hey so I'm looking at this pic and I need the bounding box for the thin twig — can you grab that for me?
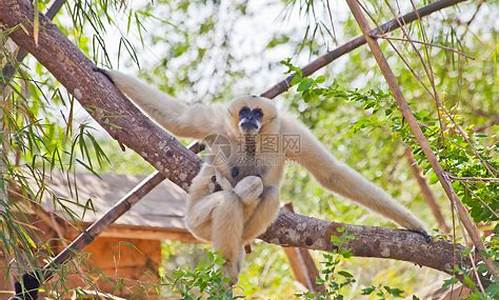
[360,1,490,285]
[459,0,485,41]
[460,182,499,218]
[402,0,497,177]
[473,120,498,132]
[448,175,499,183]
[374,34,474,60]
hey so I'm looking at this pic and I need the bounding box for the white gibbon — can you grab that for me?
[96,69,428,284]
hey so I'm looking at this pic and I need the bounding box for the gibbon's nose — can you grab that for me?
[239,119,259,132]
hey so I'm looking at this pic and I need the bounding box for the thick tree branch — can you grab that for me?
[1,0,65,89]
[261,208,466,276]
[0,0,200,191]
[0,0,475,291]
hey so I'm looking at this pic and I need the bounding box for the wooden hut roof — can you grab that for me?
[41,172,194,241]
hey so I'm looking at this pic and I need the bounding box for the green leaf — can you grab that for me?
[361,286,376,295]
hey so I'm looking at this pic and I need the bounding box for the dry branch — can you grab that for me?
[0,0,479,296]
[404,148,450,232]
[39,171,166,280]
[345,0,497,276]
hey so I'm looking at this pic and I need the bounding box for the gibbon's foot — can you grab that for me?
[233,176,263,205]
[92,67,115,84]
[408,229,432,243]
[223,262,239,286]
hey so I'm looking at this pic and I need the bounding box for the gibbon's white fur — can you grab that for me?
[98,69,427,284]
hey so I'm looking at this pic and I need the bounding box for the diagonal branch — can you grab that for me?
[404,147,450,232]
[0,0,201,190]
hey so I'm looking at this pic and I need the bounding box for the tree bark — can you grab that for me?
[0,0,473,279]
[0,0,200,192]
[261,208,466,276]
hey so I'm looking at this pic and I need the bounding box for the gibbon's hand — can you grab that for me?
[93,67,114,83]
[233,176,264,205]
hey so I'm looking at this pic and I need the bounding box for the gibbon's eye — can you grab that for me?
[239,106,251,117]
[252,108,263,119]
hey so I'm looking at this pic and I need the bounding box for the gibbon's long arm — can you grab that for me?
[281,115,427,232]
[99,69,225,139]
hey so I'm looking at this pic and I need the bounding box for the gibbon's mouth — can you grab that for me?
[239,119,261,134]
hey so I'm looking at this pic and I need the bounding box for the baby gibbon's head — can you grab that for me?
[228,96,278,135]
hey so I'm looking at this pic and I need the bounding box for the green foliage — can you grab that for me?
[360,284,406,299]
[297,229,357,300]
[281,35,498,295]
[161,251,234,299]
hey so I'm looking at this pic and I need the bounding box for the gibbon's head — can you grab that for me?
[228,96,278,135]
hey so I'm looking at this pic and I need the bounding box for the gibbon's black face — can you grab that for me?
[238,106,263,134]
[228,96,278,135]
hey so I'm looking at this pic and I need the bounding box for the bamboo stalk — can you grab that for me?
[345,0,497,277]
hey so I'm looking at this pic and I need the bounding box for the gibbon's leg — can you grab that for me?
[184,192,223,241]
[185,189,245,284]
[210,191,245,284]
[187,171,263,237]
[242,186,280,243]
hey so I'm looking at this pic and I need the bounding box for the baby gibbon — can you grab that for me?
[96,69,427,284]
